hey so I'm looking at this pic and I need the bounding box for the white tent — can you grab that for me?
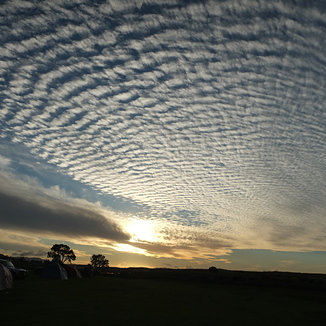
[0,263,13,290]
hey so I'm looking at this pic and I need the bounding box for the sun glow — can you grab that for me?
[126,218,158,243]
[113,243,149,255]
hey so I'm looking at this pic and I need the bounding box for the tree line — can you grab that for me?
[47,244,109,269]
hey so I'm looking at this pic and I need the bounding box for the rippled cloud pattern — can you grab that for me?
[1,0,326,253]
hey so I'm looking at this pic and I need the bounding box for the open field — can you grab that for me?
[1,269,326,326]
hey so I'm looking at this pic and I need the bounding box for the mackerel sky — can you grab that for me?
[1,0,326,272]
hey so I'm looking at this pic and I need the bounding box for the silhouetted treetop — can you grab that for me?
[47,244,76,264]
[90,254,109,269]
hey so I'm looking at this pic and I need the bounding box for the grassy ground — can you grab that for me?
[1,272,326,326]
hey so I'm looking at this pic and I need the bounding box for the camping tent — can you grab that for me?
[64,265,82,278]
[0,263,13,290]
[41,262,68,280]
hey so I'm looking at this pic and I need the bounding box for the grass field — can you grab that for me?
[1,271,326,326]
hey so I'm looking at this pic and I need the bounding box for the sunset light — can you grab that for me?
[127,218,158,243]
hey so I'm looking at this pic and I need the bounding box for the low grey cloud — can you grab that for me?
[11,251,47,258]
[0,190,129,241]
[1,0,326,258]
[0,171,130,242]
[0,241,47,258]
[0,228,49,257]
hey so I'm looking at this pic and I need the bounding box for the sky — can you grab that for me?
[1,0,326,273]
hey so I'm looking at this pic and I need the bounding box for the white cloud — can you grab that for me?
[0,155,11,169]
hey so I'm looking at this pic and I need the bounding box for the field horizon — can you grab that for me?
[1,266,326,326]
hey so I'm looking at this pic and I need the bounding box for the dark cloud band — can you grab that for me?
[0,188,129,242]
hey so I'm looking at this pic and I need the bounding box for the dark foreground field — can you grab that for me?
[1,269,326,326]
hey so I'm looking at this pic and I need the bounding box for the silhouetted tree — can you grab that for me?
[47,244,76,264]
[90,254,109,269]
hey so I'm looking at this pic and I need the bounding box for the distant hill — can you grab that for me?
[107,266,326,291]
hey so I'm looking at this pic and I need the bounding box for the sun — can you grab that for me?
[126,218,157,243]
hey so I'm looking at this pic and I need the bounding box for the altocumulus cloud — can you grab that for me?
[1,0,326,263]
